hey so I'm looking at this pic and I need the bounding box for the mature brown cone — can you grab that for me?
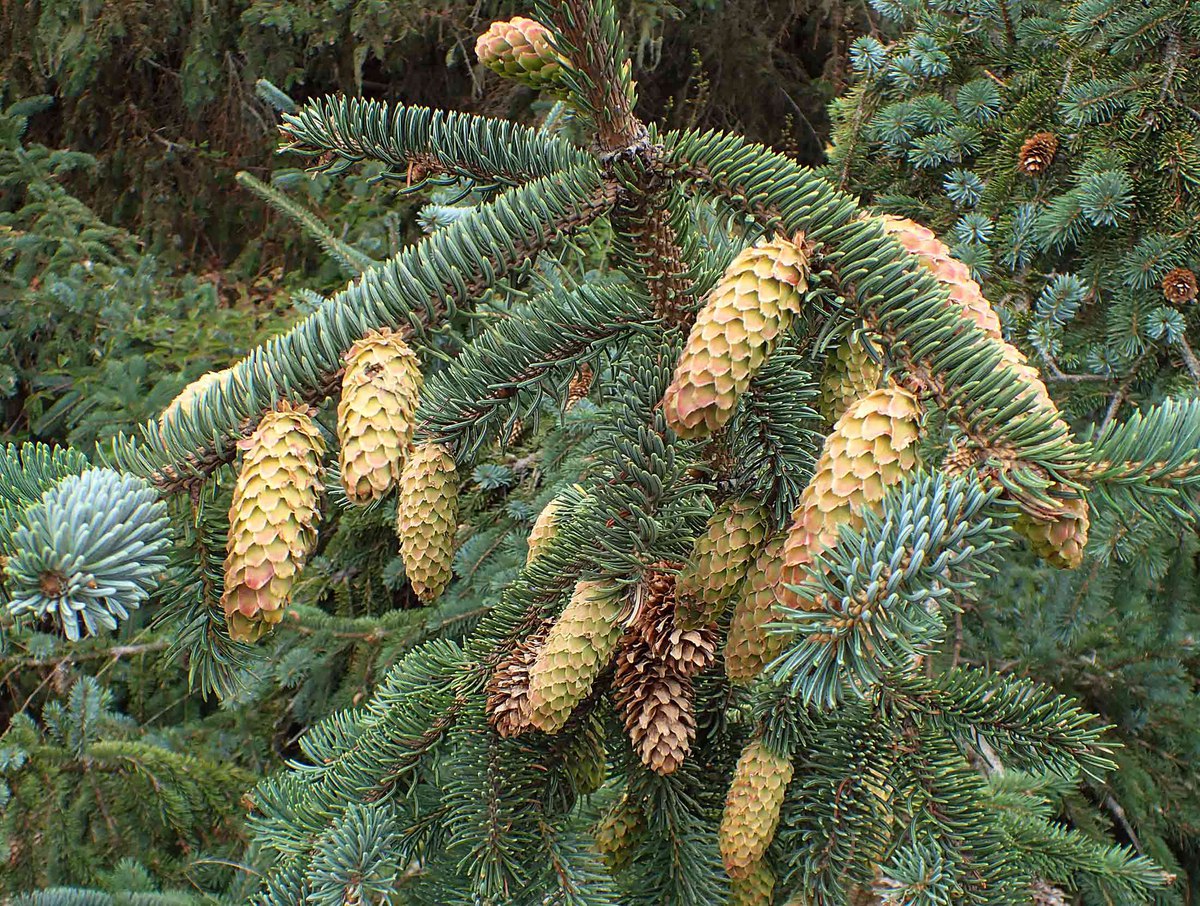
[638,565,718,677]
[337,329,422,504]
[475,16,564,90]
[1162,267,1199,305]
[662,235,810,438]
[1018,131,1059,175]
[880,216,1089,568]
[729,860,776,906]
[526,579,625,733]
[819,335,882,422]
[719,740,794,879]
[1029,880,1070,906]
[486,626,548,738]
[222,401,325,642]
[566,362,595,410]
[595,793,646,872]
[613,634,695,775]
[676,498,769,629]
[724,536,788,684]
[395,442,459,602]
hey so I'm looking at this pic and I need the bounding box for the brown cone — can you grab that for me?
[566,362,595,410]
[487,626,548,738]
[1018,132,1058,175]
[613,634,696,776]
[1162,267,1198,305]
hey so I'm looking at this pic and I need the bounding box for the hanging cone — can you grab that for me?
[724,537,788,684]
[819,335,882,422]
[595,792,646,871]
[565,362,595,410]
[527,495,567,565]
[613,634,695,775]
[486,626,548,738]
[729,860,776,906]
[662,235,810,438]
[160,368,230,437]
[337,329,422,504]
[637,564,718,677]
[879,216,1089,568]
[719,740,794,879]
[676,497,769,629]
[222,401,325,642]
[560,713,607,795]
[395,441,459,602]
[526,579,625,733]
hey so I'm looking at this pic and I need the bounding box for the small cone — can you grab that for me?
[566,362,595,410]
[337,329,422,504]
[526,579,625,733]
[527,495,566,565]
[676,498,769,629]
[1162,267,1198,305]
[819,336,882,422]
[561,714,607,795]
[729,860,776,906]
[719,740,794,879]
[395,442,459,602]
[595,793,646,872]
[1018,132,1058,175]
[475,16,564,90]
[487,627,547,738]
[160,368,230,436]
[222,401,325,642]
[662,235,810,438]
[879,216,1089,568]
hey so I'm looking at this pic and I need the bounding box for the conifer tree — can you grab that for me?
[3,2,1199,903]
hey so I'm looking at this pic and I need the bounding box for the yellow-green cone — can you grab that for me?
[724,537,787,685]
[779,387,923,613]
[527,495,566,565]
[395,441,459,603]
[475,17,564,90]
[676,498,769,629]
[561,715,607,795]
[880,216,1089,568]
[222,401,325,642]
[730,860,776,906]
[337,329,422,504]
[719,740,794,880]
[160,368,230,436]
[819,336,882,423]
[662,235,810,438]
[595,793,646,872]
[526,579,625,733]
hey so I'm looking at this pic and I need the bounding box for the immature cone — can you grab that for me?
[561,715,607,795]
[337,329,422,503]
[676,498,769,629]
[565,362,595,410]
[526,579,625,733]
[487,627,547,738]
[595,793,646,872]
[819,336,882,422]
[729,860,776,906]
[222,401,325,642]
[395,442,459,602]
[719,740,794,879]
[160,368,229,436]
[662,235,810,438]
[1018,131,1059,175]
[475,17,563,90]
[1162,267,1199,305]
[724,537,788,684]
[527,495,566,565]
[880,216,1089,568]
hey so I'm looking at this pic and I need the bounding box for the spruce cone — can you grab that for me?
[662,235,810,438]
[475,17,564,90]
[719,740,794,879]
[487,627,547,737]
[638,565,718,677]
[160,368,230,436]
[819,335,882,422]
[1162,267,1198,305]
[222,401,325,642]
[526,579,625,733]
[724,537,788,684]
[595,793,646,871]
[880,216,1089,568]
[676,498,769,629]
[565,362,595,410]
[561,714,607,794]
[729,860,776,906]
[527,495,566,565]
[1018,131,1059,175]
[395,442,459,602]
[337,329,422,504]
[613,635,695,775]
